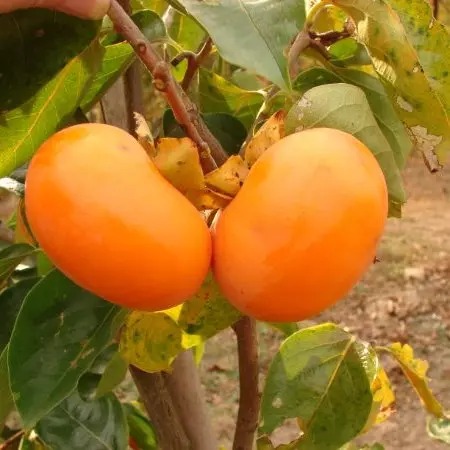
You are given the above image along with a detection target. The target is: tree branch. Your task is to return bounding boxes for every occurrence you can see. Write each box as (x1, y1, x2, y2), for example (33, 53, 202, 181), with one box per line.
(0, 431, 25, 450)
(129, 367, 190, 450)
(232, 317, 260, 450)
(181, 38, 214, 91)
(108, 0, 228, 172)
(164, 351, 218, 450)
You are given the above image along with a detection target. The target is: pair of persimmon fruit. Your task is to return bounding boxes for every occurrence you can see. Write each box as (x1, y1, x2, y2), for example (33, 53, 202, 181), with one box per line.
(25, 123, 388, 323)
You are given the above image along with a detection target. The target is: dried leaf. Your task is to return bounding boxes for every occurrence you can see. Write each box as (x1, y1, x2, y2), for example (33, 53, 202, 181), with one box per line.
(380, 343, 443, 417)
(134, 112, 155, 157)
(152, 137, 205, 194)
(205, 155, 249, 197)
(245, 111, 286, 167)
(188, 189, 232, 211)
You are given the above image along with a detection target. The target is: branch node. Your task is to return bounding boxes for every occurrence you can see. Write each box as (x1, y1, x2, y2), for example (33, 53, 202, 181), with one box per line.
(153, 78, 167, 91)
(107, 0, 227, 172)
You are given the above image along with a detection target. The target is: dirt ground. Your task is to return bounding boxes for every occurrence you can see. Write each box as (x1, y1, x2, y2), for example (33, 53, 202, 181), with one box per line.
(200, 153, 450, 450)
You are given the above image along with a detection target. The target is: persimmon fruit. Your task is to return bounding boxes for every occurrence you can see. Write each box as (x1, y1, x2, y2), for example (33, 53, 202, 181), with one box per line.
(212, 128, 388, 323)
(25, 123, 211, 311)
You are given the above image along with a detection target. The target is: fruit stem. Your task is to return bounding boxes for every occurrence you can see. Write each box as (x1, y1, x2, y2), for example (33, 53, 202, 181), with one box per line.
(232, 316, 260, 450)
(108, 0, 228, 172)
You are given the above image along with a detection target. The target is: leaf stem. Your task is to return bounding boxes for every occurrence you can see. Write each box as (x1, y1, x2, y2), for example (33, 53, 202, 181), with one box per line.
(232, 316, 260, 450)
(107, 0, 228, 172)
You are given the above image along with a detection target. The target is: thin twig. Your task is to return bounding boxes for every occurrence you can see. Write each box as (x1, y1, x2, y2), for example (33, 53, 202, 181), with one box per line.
(117, 0, 145, 137)
(181, 38, 214, 91)
(431, 0, 439, 18)
(0, 431, 25, 450)
(288, 30, 312, 78)
(232, 317, 260, 450)
(107, 0, 228, 171)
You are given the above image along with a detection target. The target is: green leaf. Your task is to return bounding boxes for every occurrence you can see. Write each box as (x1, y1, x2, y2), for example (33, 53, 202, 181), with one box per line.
(102, 9, 167, 46)
(231, 70, 267, 91)
(427, 416, 450, 445)
(294, 65, 412, 170)
(169, 10, 205, 52)
(323, 64, 413, 170)
(82, 10, 166, 111)
(260, 323, 373, 449)
(0, 277, 40, 354)
(175, 0, 306, 90)
(285, 83, 406, 217)
(36, 391, 128, 450)
(120, 273, 241, 372)
(333, 0, 450, 164)
(0, 10, 102, 177)
(95, 352, 128, 399)
(199, 69, 264, 129)
(176, 272, 242, 339)
(77, 344, 126, 401)
(0, 244, 37, 286)
(267, 322, 299, 337)
(81, 43, 134, 111)
(8, 270, 126, 428)
(124, 403, 158, 450)
(163, 109, 247, 155)
(0, 350, 14, 427)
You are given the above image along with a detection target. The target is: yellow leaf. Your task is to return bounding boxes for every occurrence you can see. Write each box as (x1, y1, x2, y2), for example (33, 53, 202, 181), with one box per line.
(185, 188, 232, 211)
(205, 155, 249, 197)
(177, 272, 241, 339)
(362, 366, 396, 433)
(381, 343, 443, 417)
(373, 366, 396, 423)
(119, 312, 183, 373)
(152, 137, 206, 195)
(245, 111, 286, 167)
(119, 273, 240, 373)
(134, 112, 156, 157)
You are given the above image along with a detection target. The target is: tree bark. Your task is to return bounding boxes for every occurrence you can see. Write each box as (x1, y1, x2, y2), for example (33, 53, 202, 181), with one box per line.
(164, 351, 218, 450)
(130, 366, 190, 450)
(232, 317, 260, 450)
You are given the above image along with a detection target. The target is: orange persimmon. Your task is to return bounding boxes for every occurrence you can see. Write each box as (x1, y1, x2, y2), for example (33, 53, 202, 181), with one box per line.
(212, 128, 388, 322)
(25, 123, 211, 311)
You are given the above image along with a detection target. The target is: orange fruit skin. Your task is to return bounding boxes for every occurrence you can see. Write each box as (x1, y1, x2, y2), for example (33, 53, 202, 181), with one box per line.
(212, 128, 388, 323)
(25, 123, 211, 311)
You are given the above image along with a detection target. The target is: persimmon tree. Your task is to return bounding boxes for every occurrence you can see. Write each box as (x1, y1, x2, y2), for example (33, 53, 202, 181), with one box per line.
(1, 0, 450, 449)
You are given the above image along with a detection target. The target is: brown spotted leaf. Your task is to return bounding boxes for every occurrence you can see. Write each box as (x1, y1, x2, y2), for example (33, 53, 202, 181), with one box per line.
(119, 273, 240, 372)
(205, 155, 250, 197)
(260, 323, 373, 448)
(245, 111, 286, 167)
(333, 0, 450, 164)
(380, 343, 443, 417)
